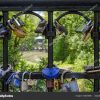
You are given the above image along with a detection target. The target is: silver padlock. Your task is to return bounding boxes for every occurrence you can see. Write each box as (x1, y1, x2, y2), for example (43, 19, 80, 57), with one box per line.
(35, 20, 47, 33)
(60, 70, 71, 92)
(61, 78, 79, 92)
(21, 71, 28, 92)
(27, 72, 34, 86)
(60, 70, 79, 92)
(68, 78, 79, 92)
(0, 64, 11, 78)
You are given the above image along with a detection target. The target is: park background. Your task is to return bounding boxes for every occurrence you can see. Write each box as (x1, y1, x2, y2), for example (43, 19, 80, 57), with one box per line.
(0, 11, 97, 92)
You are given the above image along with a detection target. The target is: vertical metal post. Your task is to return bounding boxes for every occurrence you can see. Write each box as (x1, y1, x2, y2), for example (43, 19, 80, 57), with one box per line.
(48, 11, 53, 68)
(2, 11, 9, 92)
(46, 11, 54, 92)
(93, 11, 99, 92)
(48, 37, 53, 67)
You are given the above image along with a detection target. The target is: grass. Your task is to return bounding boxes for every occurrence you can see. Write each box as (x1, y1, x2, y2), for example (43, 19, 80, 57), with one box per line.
(21, 51, 47, 63)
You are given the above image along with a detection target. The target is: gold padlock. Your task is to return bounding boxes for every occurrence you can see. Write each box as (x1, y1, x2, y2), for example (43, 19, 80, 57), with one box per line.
(54, 79, 61, 90)
(8, 19, 26, 38)
(13, 27, 26, 38)
(27, 72, 34, 86)
(82, 26, 93, 42)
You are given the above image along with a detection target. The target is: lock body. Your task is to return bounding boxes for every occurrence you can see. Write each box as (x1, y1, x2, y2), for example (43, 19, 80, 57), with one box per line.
(0, 64, 11, 78)
(27, 79, 34, 86)
(60, 78, 79, 92)
(35, 20, 47, 33)
(8, 17, 26, 38)
(21, 80, 28, 91)
(69, 78, 79, 92)
(21, 72, 29, 92)
(11, 78, 21, 88)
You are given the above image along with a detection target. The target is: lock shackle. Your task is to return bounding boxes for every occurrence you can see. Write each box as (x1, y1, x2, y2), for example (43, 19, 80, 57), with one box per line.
(28, 72, 32, 79)
(21, 71, 29, 92)
(6, 72, 16, 85)
(82, 25, 94, 42)
(61, 70, 71, 84)
(22, 71, 29, 82)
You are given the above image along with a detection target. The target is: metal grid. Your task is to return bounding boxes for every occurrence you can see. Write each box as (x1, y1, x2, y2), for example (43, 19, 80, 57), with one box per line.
(0, 0, 99, 92)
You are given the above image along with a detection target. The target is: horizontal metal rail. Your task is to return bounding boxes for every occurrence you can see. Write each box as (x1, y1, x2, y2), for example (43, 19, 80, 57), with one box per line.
(0, 0, 99, 11)
(8, 72, 100, 79)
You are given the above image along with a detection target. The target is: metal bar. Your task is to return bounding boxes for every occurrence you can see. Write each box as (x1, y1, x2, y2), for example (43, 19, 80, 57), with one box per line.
(2, 11, 9, 92)
(93, 11, 100, 92)
(0, 0, 99, 92)
(48, 37, 53, 68)
(48, 11, 53, 68)
(0, 0, 99, 7)
(12, 72, 100, 79)
(0, 6, 99, 11)
(46, 11, 54, 92)
(0, 0, 99, 11)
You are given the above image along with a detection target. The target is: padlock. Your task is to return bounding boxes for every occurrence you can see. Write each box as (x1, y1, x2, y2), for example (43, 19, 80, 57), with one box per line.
(27, 72, 34, 86)
(82, 20, 93, 42)
(17, 17, 25, 27)
(21, 71, 29, 92)
(46, 79, 54, 89)
(68, 78, 79, 92)
(9, 17, 25, 28)
(0, 64, 11, 78)
(54, 20, 68, 35)
(58, 79, 62, 89)
(61, 78, 79, 92)
(13, 27, 26, 38)
(60, 70, 71, 92)
(11, 73, 21, 88)
(8, 17, 26, 38)
(33, 79, 37, 86)
(54, 79, 60, 90)
(6, 72, 21, 88)
(82, 20, 92, 34)
(0, 23, 9, 36)
(42, 67, 60, 79)
(60, 83, 71, 92)
(82, 25, 93, 42)
(12, 17, 21, 27)
(35, 20, 47, 33)
(60, 70, 79, 92)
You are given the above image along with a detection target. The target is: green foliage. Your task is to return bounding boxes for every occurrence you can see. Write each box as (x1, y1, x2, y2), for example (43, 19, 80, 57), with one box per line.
(53, 11, 94, 92)
(54, 36, 68, 62)
(35, 80, 46, 92)
(19, 14, 39, 51)
(54, 11, 94, 65)
(38, 57, 48, 71)
(0, 11, 96, 92)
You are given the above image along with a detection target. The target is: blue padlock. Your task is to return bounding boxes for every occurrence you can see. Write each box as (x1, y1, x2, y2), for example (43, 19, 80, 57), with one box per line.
(42, 67, 60, 79)
(6, 73, 21, 88)
(11, 77, 21, 88)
